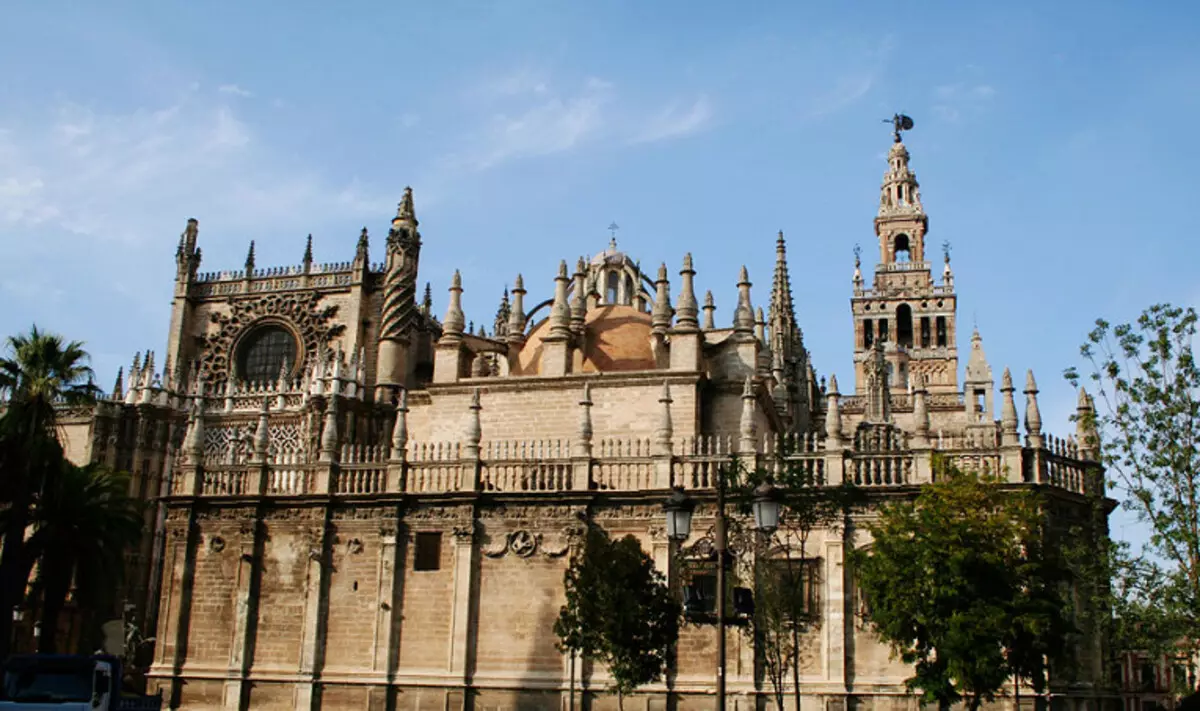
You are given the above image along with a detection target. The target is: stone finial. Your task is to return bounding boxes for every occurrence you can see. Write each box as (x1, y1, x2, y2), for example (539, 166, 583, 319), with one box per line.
(320, 398, 339, 463)
(253, 399, 270, 462)
(852, 244, 863, 290)
(739, 376, 757, 453)
(464, 388, 482, 458)
(754, 306, 766, 342)
(112, 367, 124, 400)
(911, 373, 930, 447)
(651, 263, 673, 334)
(244, 240, 256, 275)
(1024, 369, 1044, 448)
(421, 282, 433, 315)
(390, 389, 409, 461)
(655, 381, 673, 455)
(733, 266, 755, 334)
(548, 261, 572, 339)
(702, 290, 716, 330)
(395, 186, 418, 226)
(675, 253, 700, 330)
(303, 234, 314, 270)
(185, 397, 206, 466)
(355, 227, 370, 261)
(999, 367, 1020, 446)
(575, 383, 594, 458)
(442, 270, 466, 338)
(570, 257, 587, 334)
(1076, 386, 1098, 460)
(507, 274, 527, 344)
(824, 374, 843, 447)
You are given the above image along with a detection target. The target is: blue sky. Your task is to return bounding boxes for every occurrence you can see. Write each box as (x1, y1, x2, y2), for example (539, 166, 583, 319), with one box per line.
(1, 2, 1196, 543)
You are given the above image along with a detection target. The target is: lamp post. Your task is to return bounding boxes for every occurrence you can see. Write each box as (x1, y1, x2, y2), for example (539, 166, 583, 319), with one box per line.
(662, 476, 782, 711)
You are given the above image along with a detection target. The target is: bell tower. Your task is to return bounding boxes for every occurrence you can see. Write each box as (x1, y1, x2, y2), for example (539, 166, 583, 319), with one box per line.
(851, 116, 959, 395)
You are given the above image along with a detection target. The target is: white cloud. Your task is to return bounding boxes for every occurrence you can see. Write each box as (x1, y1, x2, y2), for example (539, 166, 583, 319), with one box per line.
(218, 83, 253, 97)
(630, 95, 713, 145)
(803, 74, 875, 119)
(454, 76, 614, 171)
(0, 90, 383, 247)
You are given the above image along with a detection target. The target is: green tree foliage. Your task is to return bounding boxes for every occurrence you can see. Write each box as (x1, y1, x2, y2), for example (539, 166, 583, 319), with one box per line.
(850, 457, 1071, 711)
(20, 462, 143, 653)
(0, 325, 100, 658)
(554, 527, 680, 710)
(1065, 303, 1200, 662)
(727, 451, 864, 711)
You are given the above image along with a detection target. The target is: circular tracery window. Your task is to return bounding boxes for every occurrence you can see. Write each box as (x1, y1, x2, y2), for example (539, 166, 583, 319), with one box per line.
(236, 324, 298, 383)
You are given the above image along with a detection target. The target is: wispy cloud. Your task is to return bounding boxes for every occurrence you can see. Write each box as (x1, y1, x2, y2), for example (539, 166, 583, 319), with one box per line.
(218, 83, 253, 97)
(803, 74, 875, 120)
(0, 87, 382, 248)
(932, 83, 996, 123)
(451, 76, 614, 171)
(630, 95, 713, 144)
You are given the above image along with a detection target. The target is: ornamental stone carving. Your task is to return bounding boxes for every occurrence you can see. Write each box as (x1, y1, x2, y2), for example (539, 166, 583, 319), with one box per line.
(197, 292, 346, 386)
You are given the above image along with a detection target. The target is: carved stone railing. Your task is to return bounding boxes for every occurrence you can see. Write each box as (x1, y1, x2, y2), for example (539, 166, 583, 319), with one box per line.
(166, 430, 1099, 500)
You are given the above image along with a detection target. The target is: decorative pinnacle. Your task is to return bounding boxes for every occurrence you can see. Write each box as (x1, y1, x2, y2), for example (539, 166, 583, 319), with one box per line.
(514, 273, 525, 292)
(358, 227, 369, 250)
(422, 282, 433, 311)
(827, 374, 840, 396)
(303, 234, 313, 265)
(657, 263, 669, 282)
(739, 265, 750, 285)
(245, 240, 256, 272)
(557, 260, 569, 279)
(396, 186, 417, 224)
(1001, 367, 1014, 391)
(1024, 370, 1038, 393)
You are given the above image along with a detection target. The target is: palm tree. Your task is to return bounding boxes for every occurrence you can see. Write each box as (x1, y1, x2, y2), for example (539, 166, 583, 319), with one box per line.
(0, 325, 100, 658)
(20, 462, 144, 653)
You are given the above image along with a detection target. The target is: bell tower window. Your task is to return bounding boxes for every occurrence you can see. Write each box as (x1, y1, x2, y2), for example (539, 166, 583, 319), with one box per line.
(236, 324, 298, 383)
(863, 319, 874, 348)
(936, 316, 947, 347)
(878, 319, 890, 343)
(894, 234, 911, 263)
(896, 304, 913, 348)
(920, 317, 931, 348)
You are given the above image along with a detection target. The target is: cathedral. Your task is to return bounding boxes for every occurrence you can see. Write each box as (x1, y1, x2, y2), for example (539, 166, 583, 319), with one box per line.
(52, 127, 1108, 711)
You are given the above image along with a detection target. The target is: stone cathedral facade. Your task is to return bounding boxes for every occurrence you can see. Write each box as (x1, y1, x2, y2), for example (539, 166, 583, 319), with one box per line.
(51, 134, 1109, 711)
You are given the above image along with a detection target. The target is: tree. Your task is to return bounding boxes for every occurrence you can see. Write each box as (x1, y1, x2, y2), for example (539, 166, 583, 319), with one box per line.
(554, 527, 680, 711)
(850, 457, 1071, 711)
(727, 451, 864, 711)
(18, 462, 143, 653)
(1065, 303, 1200, 662)
(0, 325, 100, 659)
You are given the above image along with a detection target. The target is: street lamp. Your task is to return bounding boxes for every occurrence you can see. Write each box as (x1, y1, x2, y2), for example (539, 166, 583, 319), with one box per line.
(751, 479, 783, 535)
(663, 474, 782, 711)
(663, 487, 695, 542)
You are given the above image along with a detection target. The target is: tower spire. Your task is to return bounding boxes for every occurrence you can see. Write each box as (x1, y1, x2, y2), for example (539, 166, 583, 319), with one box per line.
(769, 230, 801, 374)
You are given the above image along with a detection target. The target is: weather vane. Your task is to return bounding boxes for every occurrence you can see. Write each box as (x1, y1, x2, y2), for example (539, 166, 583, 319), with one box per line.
(942, 240, 952, 263)
(882, 113, 914, 143)
(853, 243, 862, 266)
(607, 222, 620, 250)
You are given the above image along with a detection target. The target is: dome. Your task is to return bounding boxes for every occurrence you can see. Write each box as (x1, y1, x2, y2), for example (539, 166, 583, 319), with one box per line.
(590, 237, 636, 268)
(512, 305, 656, 375)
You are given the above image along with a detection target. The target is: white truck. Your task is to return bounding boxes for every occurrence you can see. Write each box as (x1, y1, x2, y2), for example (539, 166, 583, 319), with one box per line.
(0, 654, 162, 711)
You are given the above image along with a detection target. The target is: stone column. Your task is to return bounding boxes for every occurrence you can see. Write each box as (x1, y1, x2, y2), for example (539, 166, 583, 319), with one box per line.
(223, 520, 260, 711)
(372, 521, 400, 673)
(823, 375, 846, 486)
(294, 518, 329, 711)
(388, 391, 409, 492)
(654, 381, 674, 488)
(572, 384, 594, 490)
(447, 525, 478, 683)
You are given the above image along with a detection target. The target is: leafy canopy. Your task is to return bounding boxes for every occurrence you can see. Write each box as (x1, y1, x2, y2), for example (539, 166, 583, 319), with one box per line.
(850, 458, 1070, 711)
(554, 527, 680, 704)
(1065, 303, 1200, 652)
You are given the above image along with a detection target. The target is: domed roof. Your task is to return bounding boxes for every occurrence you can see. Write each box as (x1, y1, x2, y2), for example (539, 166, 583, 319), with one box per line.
(512, 305, 656, 375)
(590, 237, 636, 268)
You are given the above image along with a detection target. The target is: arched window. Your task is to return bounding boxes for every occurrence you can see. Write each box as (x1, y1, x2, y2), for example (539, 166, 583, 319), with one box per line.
(237, 324, 298, 383)
(920, 317, 931, 348)
(863, 319, 874, 348)
(936, 316, 947, 347)
(894, 234, 911, 263)
(624, 274, 634, 306)
(605, 271, 619, 304)
(878, 319, 890, 343)
(896, 304, 913, 348)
